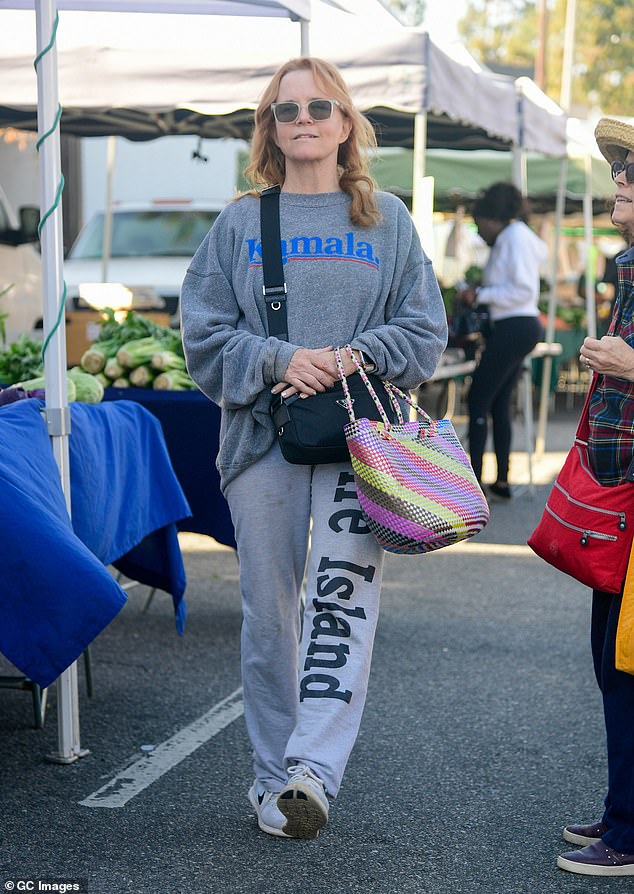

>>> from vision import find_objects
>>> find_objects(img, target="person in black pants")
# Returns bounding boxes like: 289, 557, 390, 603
457, 183, 547, 499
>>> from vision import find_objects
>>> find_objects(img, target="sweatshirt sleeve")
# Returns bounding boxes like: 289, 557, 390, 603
180, 209, 297, 409
351, 203, 448, 390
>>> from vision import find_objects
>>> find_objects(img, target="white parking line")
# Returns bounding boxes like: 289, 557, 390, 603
79, 687, 244, 809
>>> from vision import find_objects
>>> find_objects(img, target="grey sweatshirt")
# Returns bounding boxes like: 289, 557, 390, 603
180, 190, 448, 490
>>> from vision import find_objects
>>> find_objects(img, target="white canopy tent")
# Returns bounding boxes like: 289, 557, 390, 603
0, 8, 566, 269
4, 0, 309, 8
0, 7, 567, 263
0, 0, 310, 765
0, 7, 564, 149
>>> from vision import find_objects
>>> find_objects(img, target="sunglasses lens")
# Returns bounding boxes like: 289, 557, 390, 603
308, 100, 334, 120
273, 99, 336, 123
612, 160, 634, 183
274, 102, 300, 123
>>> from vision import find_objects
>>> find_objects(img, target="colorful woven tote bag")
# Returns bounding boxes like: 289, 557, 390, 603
335, 346, 489, 555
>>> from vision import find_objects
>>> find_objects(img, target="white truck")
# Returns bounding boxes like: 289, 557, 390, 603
0, 182, 41, 345
63, 199, 223, 323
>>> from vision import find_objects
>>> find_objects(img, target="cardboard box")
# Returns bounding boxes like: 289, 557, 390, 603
65, 310, 172, 367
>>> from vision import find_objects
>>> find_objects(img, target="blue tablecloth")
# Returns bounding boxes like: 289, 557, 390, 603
0, 399, 191, 688
102, 387, 236, 549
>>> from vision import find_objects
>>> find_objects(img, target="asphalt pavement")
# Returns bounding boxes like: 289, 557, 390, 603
1, 398, 626, 894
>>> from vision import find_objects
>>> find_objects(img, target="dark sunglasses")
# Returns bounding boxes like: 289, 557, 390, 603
271, 99, 340, 124
611, 160, 634, 183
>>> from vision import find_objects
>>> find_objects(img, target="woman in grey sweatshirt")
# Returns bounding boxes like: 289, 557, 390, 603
180, 56, 447, 841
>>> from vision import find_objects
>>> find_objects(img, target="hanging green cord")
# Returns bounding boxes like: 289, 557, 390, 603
37, 172, 64, 239
35, 103, 62, 152
33, 9, 59, 70
33, 10, 67, 363
41, 282, 67, 360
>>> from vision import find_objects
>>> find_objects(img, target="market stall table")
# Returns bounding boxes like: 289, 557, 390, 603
102, 387, 236, 548
423, 342, 563, 494
425, 347, 478, 418
0, 398, 191, 697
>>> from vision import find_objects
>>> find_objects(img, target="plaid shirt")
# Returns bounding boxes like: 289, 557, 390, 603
588, 246, 634, 484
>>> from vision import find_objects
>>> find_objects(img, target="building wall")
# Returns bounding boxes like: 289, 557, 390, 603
0, 129, 39, 211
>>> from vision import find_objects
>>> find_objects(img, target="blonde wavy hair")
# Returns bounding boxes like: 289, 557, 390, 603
242, 57, 380, 228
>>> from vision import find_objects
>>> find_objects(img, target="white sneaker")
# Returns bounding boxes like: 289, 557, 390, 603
276, 764, 329, 840
248, 781, 289, 838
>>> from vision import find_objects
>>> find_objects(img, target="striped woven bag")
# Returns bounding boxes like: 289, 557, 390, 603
335, 346, 489, 555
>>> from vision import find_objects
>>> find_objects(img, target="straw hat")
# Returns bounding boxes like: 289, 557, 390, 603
595, 117, 634, 164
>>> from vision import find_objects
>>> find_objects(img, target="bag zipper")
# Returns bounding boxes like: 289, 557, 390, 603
545, 504, 619, 545
553, 481, 627, 531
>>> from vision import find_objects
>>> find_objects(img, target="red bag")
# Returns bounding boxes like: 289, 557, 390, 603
528, 378, 634, 594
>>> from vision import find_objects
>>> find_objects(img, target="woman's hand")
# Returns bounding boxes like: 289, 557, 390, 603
580, 336, 634, 380
271, 346, 365, 399
271, 347, 338, 398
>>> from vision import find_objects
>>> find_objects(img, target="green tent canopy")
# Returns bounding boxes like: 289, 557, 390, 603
370, 148, 615, 213
237, 147, 614, 214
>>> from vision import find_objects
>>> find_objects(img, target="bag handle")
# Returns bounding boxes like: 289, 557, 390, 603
334, 345, 441, 429
575, 373, 599, 442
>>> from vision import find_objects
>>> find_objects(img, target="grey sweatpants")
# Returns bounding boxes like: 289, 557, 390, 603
224, 442, 385, 798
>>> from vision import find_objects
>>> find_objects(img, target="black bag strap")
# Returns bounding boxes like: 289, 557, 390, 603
260, 185, 288, 341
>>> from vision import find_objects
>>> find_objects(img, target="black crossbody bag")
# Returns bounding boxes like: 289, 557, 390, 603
261, 186, 397, 464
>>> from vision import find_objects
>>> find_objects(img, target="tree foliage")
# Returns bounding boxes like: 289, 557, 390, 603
384, 0, 426, 26
458, 0, 633, 114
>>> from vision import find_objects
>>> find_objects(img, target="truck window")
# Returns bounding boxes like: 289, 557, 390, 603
67, 210, 219, 260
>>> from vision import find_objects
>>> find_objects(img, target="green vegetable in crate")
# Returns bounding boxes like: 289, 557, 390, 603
80, 338, 120, 374
129, 365, 155, 388
104, 357, 125, 380
97, 308, 169, 346
96, 308, 183, 354
0, 334, 44, 384
112, 377, 130, 388
151, 350, 187, 372
155, 329, 184, 356
153, 370, 196, 391
67, 367, 104, 403
116, 337, 164, 369
16, 374, 77, 402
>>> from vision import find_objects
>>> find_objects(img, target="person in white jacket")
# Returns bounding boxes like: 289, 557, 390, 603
458, 182, 547, 499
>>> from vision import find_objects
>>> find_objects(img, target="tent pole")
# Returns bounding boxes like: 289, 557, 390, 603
512, 146, 527, 196
34, 0, 85, 764
411, 111, 435, 261
100, 135, 117, 284
583, 151, 596, 339
512, 86, 527, 196
560, 0, 577, 111
412, 111, 427, 185
300, 18, 309, 55
535, 155, 567, 455
411, 110, 427, 231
